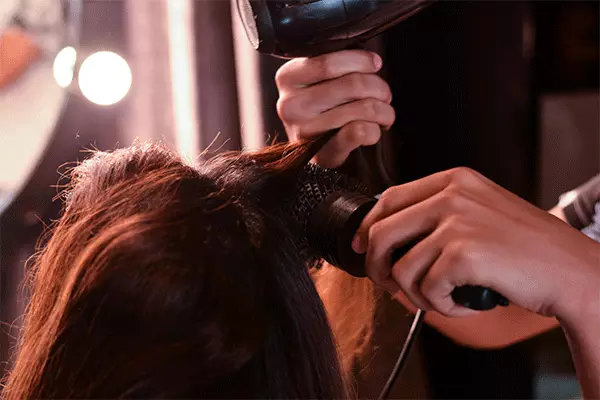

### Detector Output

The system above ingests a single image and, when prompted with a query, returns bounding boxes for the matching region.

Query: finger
[276,74,391,126]
[419,246,482,317]
[354,175,452,253]
[313,121,383,168]
[388,217,477,311]
[389,230,445,311]
[275,50,382,89]
[364,194,446,288]
[299,99,395,136]
[363,189,481,290]
[353,167,483,253]
[301,73,392,117]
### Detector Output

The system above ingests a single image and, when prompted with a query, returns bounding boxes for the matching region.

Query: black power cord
[377,309,426,400]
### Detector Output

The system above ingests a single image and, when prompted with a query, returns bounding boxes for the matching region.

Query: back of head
[3,142,348,399]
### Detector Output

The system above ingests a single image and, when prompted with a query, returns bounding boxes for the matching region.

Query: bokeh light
[53,46,77,88]
[78,51,132,106]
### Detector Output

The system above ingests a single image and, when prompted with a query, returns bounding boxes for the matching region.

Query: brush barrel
[308,191,376,277]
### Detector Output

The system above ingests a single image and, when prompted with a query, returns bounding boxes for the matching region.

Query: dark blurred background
[0,1,598,398]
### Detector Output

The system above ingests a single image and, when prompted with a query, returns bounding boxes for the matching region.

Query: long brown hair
[2,138,361,398]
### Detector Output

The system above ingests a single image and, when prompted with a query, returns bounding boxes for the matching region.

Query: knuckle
[377,187,397,212]
[345,72,367,94]
[438,187,464,211]
[446,240,472,263]
[367,222,381,244]
[275,97,288,119]
[419,268,451,313]
[448,214,468,232]
[453,166,476,178]
[274,66,289,88]
[383,83,393,103]
[344,122,379,147]
[276,96,300,124]
[275,97,283,114]
[373,75,393,101]
[450,167,480,186]
[438,216,460,237]
[342,123,366,147]
[362,123,382,146]
[313,56,336,80]
[383,104,396,127]
[394,271,413,293]
[367,221,386,253]
[420,275,441,299]
[359,98,379,120]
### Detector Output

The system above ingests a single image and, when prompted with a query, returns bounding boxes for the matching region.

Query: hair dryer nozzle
[236,0,433,58]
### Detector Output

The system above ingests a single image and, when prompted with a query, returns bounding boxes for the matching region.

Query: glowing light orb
[78,51,132,106]
[53,46,77,88]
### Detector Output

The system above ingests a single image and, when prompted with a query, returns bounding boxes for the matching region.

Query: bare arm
[558,236,600,399]
[562,316,600,398]
[0,27,40,89]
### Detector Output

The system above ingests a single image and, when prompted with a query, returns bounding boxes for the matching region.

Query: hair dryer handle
[390,247,509,311]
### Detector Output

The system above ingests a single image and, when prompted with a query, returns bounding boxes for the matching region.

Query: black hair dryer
[235,0,432,58]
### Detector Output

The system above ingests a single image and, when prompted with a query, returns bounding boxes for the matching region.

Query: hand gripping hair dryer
[235,0,433,58]
[235,0,509,313]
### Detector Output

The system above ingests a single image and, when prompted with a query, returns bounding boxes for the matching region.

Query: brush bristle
[290,163,369,263]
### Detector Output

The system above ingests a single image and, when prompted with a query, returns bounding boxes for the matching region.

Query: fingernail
[352,235,366,254]
[373,53,382,70]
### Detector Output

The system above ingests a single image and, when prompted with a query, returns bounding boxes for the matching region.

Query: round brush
[292,163,509,311]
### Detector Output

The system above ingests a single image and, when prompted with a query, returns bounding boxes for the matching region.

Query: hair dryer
[236,0,432,58]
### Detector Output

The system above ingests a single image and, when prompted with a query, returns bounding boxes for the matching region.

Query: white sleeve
[14,0,65,57]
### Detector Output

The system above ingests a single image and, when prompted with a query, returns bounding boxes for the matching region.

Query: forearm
[561,317,600,398]
[392,291,559,349]
[556,239,600,399]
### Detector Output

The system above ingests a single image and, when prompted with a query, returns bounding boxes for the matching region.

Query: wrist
[558,299,600,334]
[553,240,600,326]
[559,310,600,399]
[558,252,600,329]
